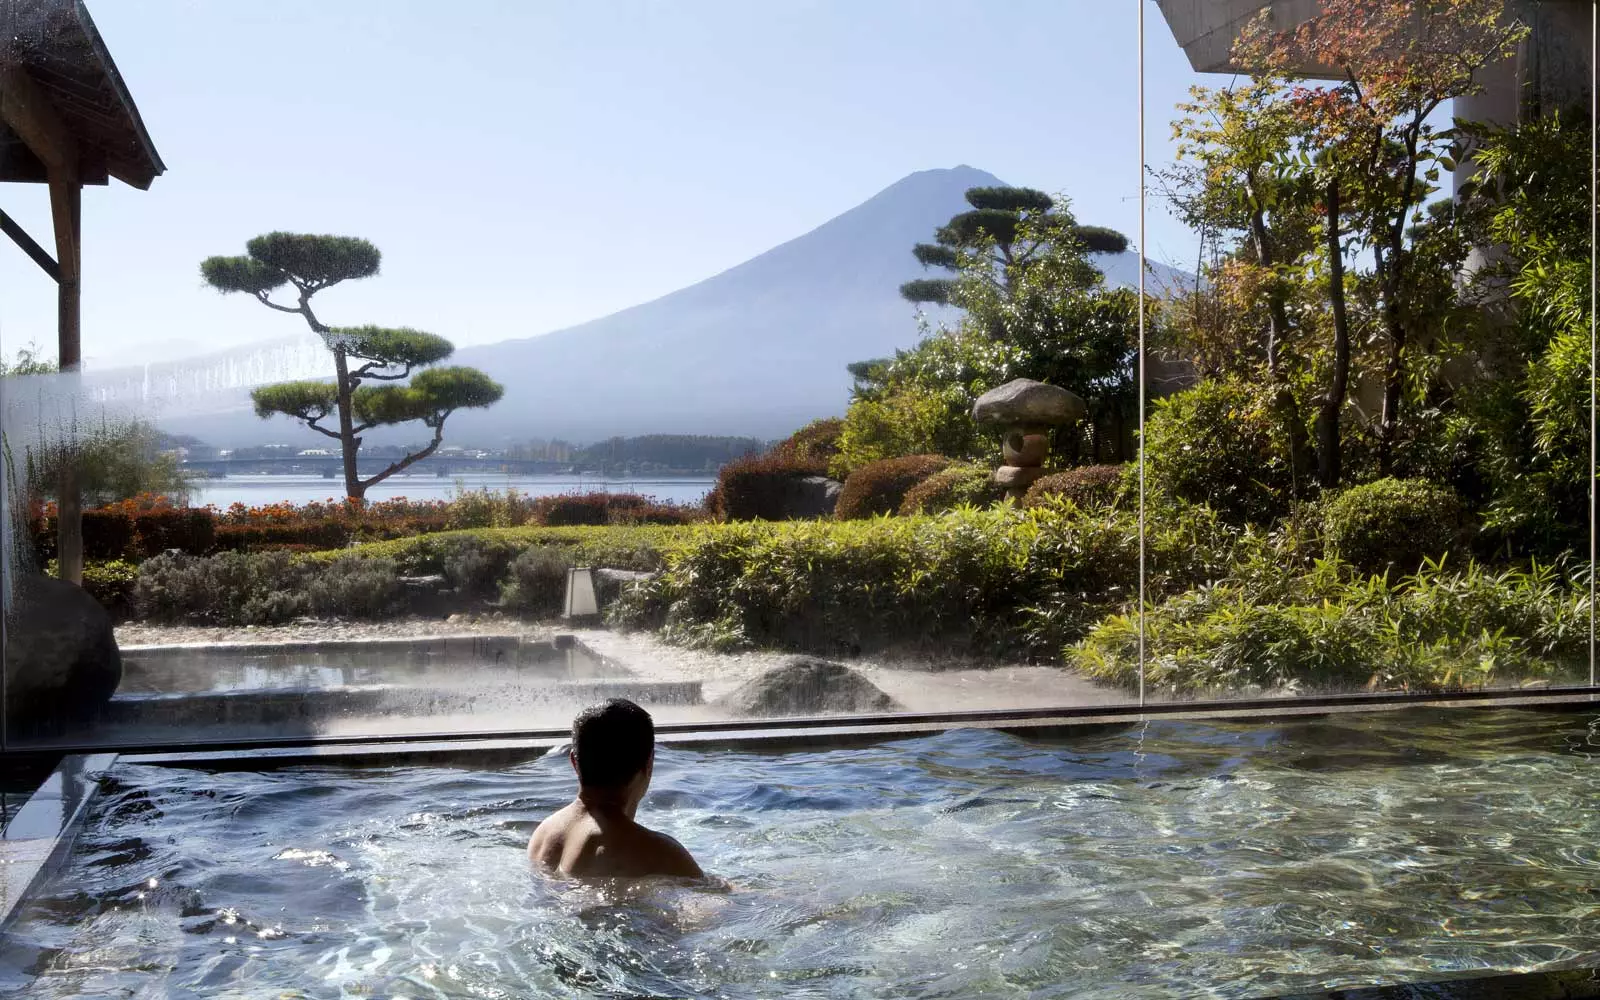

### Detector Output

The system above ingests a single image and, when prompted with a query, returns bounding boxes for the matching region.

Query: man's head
[570,698,655,790]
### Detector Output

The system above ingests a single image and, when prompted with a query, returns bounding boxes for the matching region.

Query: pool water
[1,708,1598,998]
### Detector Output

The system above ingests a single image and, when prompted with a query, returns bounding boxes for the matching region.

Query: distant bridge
[180,455,569,478]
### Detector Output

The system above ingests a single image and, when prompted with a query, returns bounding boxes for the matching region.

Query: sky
[1,0,1218,370]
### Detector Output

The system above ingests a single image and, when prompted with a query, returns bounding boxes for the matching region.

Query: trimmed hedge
[835,455,950,520]
[1321,477,1462,576]
[708,454,827,521]
[898,463,1000,515]
[1023,464,1128,509]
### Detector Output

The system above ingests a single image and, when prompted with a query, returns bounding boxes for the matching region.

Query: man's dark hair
[571,699,655,788]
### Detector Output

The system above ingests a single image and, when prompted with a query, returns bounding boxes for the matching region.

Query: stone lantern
[972,379,1087,499]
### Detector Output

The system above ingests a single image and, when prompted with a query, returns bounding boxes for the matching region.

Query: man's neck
[576,788,638,821]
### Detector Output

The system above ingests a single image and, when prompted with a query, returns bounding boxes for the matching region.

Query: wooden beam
[0,67,77,175]
[48,172,82,586]
[0,207,60,281]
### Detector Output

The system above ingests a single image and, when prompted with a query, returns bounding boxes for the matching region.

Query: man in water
[529,698,704,879]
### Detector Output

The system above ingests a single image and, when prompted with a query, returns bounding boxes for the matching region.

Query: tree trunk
[331,345,364,502]
[1317,177,1351,490]
[1247,176,1311,497]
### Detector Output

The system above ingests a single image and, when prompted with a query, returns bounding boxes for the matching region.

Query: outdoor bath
[1,705,1598,998]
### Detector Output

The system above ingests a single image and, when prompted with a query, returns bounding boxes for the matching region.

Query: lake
[187,473,717,508]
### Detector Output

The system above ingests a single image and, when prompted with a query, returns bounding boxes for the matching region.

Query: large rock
[713,657,901,718]
[5,575,123,736]
[972,379,1087,427]
[780,476,842,519]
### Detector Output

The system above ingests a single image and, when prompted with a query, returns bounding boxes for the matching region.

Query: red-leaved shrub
[835,455,951,520]
[1023,465,1128,509]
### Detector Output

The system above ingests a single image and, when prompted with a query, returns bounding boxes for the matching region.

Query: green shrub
[835,455,950,520]
[1142,377,1298,525]
[610,503,1231,658]
[1023,464,1128,509]
[898,463,1000,515]
[133,550,309,625]
[66,559,139,614]
[304,555,403,618]
[433,535,514,598]
[501,546,573,615]
[1073,556,1586,696]
[830,387,979,480]
[1322,477,1462,575]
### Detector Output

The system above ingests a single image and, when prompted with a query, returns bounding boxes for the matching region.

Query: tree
[201,232,504,501]
[1237,0,1527,472]
[900,186,1128,308]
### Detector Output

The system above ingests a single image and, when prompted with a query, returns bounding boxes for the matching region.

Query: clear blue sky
[1,0,1214,369]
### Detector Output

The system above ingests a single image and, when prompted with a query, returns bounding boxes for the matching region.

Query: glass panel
[1134,0,1598,706]
[2,0,1159,752]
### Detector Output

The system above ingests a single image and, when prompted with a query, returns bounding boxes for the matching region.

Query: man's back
[530,801,702,879]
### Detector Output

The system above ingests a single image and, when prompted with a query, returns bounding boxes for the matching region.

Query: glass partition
[1135,0,1598,709]
[0,0,1165,752]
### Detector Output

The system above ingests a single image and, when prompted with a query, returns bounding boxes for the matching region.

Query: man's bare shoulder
[638,826,703,879]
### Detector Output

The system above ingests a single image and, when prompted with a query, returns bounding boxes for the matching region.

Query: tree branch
[359,415,449,489]
[349,359,413,382]
[254,292,303,315]
[302,416,343,441]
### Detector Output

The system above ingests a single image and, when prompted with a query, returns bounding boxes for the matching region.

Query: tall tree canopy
[201,232,503,501]
[900,186,1129,307]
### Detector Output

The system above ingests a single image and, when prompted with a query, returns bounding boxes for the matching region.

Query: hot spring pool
[1,708,1597,998]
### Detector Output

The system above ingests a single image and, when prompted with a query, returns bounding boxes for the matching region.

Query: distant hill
[147,166,1191,447]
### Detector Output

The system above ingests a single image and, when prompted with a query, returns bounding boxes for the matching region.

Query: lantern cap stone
[972,379,1086,426]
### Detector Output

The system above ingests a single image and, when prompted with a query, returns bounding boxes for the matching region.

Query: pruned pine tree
[201,233,503,501]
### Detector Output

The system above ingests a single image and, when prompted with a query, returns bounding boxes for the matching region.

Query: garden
[21,0,1599,701]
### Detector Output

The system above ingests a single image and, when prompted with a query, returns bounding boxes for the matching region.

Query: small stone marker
[971,379,1087,499]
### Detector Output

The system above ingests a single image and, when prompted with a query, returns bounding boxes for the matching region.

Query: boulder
[5,575,123,736]
[713,657,902,718]
[779,475,842,519]
[972,379,1087,427]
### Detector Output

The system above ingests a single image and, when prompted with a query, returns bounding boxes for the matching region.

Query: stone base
[992,465,1046,491]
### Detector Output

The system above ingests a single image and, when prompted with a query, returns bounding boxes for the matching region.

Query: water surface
[3,708,1598,998]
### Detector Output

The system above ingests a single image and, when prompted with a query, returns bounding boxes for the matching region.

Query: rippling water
[2,708,1599,998]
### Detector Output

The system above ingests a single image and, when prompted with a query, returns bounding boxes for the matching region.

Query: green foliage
[1143,377,1299,525]
[835,455,950,520]
[0,343,57,377]
[831,386,978,478]
[500,546,573,614]
[1023,465,1128,509]
[1321,478,1461,575]
[898,463,1000,515]
[612,503,1242,658]
[22,419,194,507]
[71,559,139,614]
[251,380,337,423]
[134,549,403,624]
[1074,555,1586,697]
[333,325,454,368]
[249,232,381,287]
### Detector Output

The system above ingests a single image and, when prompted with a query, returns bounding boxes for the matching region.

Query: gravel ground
[116,618,1129,714]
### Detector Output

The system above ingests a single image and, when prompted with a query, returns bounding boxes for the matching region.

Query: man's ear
[569,748,579,775]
